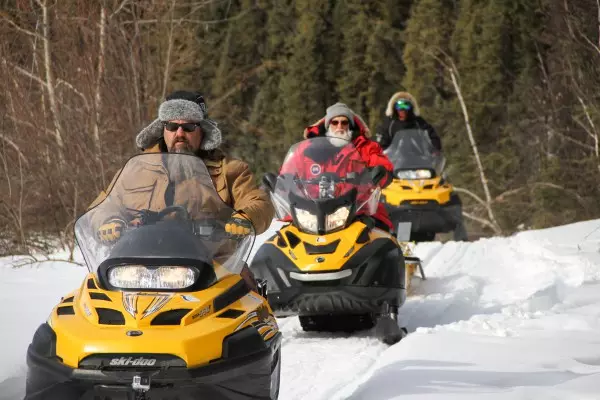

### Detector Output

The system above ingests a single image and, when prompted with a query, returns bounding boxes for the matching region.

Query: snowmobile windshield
[383,128,445,177]
[271,137,381,234]
[74,153,255,285]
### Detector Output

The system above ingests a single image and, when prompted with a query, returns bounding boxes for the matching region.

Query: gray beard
[326,128,353,146]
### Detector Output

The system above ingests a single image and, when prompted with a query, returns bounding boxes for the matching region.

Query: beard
[169,138,194,154]
[326,127,353,146]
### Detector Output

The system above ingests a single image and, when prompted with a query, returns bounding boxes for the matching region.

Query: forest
[1,0,599,255]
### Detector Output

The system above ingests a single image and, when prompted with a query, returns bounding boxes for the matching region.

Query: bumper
[251,240,407,316]
[269,286,406,316]
[386,201,462,234]
[25,324,281,400]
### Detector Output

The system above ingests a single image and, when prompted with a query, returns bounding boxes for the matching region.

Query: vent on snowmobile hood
[96,308,125,325]
[57,306,75,316]
[356,227,370,244]
[276,232,287,248]
[89,292,112,301]
[61,296,74,303]
[213,279,250,313]
[217,309,245,319]
[285,231,301,248]
[303,239,340,255]
[151,309,192,326]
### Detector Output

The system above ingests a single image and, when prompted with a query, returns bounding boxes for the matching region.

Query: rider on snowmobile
[89,90,274,290]
[281,102,394,232]
[374,92,441,152]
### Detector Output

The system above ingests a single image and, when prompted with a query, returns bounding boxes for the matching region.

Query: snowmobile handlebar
[119,206,248,242]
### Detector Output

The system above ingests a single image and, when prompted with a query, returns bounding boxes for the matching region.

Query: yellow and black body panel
[381,176,463,238]
[250,220,407,317]
[25,273,281,400]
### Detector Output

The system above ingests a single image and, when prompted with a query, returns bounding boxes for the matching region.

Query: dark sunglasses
[394,100,412,111]
[163,121,201,132]
[330,120,349,127]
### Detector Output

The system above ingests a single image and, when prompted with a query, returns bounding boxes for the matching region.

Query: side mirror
[370,165,387,186]
[262,172,277,193]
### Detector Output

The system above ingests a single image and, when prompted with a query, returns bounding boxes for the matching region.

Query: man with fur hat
[298,102,395,232]
[89,90,273,291]
[374,92,441,151]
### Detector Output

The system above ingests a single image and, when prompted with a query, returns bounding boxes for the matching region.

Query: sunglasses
[330,120,349,127]
[163,121,201,132]
[394,100,412,111]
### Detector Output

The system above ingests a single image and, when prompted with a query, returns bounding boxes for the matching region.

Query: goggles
[394,100,413,111]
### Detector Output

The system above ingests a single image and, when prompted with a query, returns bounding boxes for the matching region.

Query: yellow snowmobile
[250,137,422,345]
[25,153,281,400]
[381,128,467,242]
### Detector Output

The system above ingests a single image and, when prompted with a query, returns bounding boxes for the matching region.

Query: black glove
[261,172,278,193]
[369,165,389,187]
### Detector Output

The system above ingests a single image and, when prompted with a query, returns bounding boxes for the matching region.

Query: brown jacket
[88,144,274,235]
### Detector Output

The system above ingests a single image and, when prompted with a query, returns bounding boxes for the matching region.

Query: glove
[97,217,125,244]
[369,165,388,185]
[225,213,253,237]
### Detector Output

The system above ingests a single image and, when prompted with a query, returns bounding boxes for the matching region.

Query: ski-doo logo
[109,357,157,367]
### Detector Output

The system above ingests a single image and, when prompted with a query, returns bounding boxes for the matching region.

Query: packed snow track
[2,219,600,399]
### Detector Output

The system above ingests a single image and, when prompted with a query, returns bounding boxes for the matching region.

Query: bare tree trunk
[447,63,502,235]
[36,0,64,151]
[161,0,177,100]
[94,4,107,187]
[93,5,107,153]
[130,25,142,127]
[597,0,600,48]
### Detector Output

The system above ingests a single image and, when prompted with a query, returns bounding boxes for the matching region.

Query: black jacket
[374,116,441,151]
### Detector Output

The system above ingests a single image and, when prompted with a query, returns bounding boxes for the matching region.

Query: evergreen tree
[279,0,331,144]
[249,0,296,174]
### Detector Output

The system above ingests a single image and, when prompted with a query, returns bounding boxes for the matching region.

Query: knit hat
[135,91,222,151]
[324,102,356,129]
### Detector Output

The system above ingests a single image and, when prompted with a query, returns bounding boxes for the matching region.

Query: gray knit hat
[324,102,356,129]
[135,91,222,151]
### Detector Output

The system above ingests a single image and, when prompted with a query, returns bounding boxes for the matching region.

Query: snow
[3,219,600,399]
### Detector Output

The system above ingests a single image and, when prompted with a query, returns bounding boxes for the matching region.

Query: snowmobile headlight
[326,206,350,231]
[396,169,432,180]
[108,266,198,289]
[295,208,318,233]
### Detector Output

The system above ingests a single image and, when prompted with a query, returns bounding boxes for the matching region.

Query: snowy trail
[3,219,600,399]
[329,221,600,399]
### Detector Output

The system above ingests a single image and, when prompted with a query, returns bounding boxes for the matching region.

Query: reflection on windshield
[74,153,254,277]
[270,137,381,232]
[384,129,445,173]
